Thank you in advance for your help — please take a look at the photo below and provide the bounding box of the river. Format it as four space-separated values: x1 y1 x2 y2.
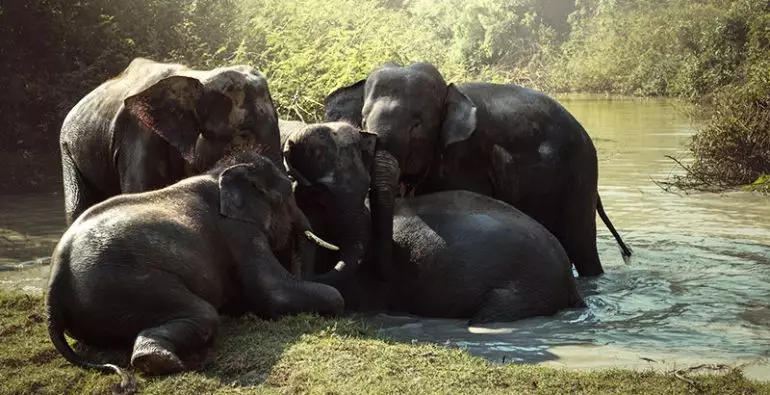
1 96 769 379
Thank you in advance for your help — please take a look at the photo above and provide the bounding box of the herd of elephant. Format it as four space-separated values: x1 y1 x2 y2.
45 58 632 377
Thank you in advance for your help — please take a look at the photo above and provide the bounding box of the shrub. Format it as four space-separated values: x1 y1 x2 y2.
684 90 770 190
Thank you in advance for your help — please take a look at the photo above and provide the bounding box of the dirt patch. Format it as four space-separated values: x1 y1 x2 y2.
27 312 44 324
0 323 24 336
29 349 59 365
0 358 25 369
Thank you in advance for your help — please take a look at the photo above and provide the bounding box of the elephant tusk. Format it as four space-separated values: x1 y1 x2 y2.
304 230 340 251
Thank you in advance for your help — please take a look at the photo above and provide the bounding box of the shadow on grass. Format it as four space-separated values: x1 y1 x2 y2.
0 291 370 394
2 291 770 395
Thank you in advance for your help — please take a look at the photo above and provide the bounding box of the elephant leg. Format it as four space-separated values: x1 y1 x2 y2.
469 286 563 325
67 263 220 375
557 191 603 277
130 296 219 375
61 146 102 225
228 233 344 319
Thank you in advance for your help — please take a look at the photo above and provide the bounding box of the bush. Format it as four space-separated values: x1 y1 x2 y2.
0 0 237 191
678 1 770 193
680 90 770 190
229 0 456 122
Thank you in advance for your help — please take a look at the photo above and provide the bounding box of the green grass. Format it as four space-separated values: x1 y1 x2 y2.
1 292 769 394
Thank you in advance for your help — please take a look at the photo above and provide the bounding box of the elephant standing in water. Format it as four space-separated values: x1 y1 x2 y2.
323 63 631 278
47 152 343 377
282 122 585 323
60 57 283 225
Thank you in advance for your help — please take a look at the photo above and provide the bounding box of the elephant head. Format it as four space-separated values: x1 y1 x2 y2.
216 151 339 279
282 122 377 283
322 62 477 279
123 65 282 174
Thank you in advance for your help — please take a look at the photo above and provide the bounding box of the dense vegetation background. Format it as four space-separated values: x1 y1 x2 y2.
1 0 768 192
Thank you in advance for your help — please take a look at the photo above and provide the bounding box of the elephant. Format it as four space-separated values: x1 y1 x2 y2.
279 120 376 278
281 122 585 324
343 189 587 324
59 57 283 225
46 152 343 378
323 62 632 278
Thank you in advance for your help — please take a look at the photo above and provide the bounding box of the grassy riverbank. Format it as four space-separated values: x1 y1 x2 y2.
1 292 769 395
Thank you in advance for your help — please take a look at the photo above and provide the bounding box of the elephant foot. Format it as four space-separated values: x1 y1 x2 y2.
130 335 185 375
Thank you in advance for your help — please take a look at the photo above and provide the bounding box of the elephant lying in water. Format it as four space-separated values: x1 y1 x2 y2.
324 62 631 278
279 119 376 276
46 152 343 377
60 57 283 225
340 189 587 323
282 122 585 323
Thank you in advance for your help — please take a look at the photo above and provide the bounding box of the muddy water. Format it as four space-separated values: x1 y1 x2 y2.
368 97 770 379
1 97 769 378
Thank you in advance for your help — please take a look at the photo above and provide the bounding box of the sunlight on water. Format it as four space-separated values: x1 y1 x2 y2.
0 96 768 376
367 97 770 376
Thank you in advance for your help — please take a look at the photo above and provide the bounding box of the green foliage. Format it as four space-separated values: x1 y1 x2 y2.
547 0 764 98
0 0 238 191
229 0 455 122
685 86 770 190
2 291 769 394
1 0 767 192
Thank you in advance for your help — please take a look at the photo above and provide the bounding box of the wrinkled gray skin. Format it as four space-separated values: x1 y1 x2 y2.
278 120 376 279
46 152 344 378
323 62 631 278
60 57 282 225
280 124 585 324
349 190 586 324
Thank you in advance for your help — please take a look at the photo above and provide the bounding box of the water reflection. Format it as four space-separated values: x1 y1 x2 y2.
0 97 768 376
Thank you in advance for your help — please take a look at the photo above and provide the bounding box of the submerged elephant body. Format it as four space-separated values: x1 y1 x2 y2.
281 122 585 323
46 153 343 376
323 63 631 278
60 58 282 225
334 190 586 323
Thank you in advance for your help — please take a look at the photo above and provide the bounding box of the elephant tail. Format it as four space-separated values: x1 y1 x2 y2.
46 253 136 391
596 194 632 259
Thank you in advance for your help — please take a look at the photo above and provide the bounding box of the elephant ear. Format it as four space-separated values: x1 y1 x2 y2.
283 148 312 187
358 130 377 173
284 124 340 188
323 79 366 127
219 162 291 224
198 90 234 142
440 83 477 148
124 76 206 164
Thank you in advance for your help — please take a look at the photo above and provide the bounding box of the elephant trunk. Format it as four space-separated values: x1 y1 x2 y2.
337 205 370 269
370 150 400 281
314 203 370 288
